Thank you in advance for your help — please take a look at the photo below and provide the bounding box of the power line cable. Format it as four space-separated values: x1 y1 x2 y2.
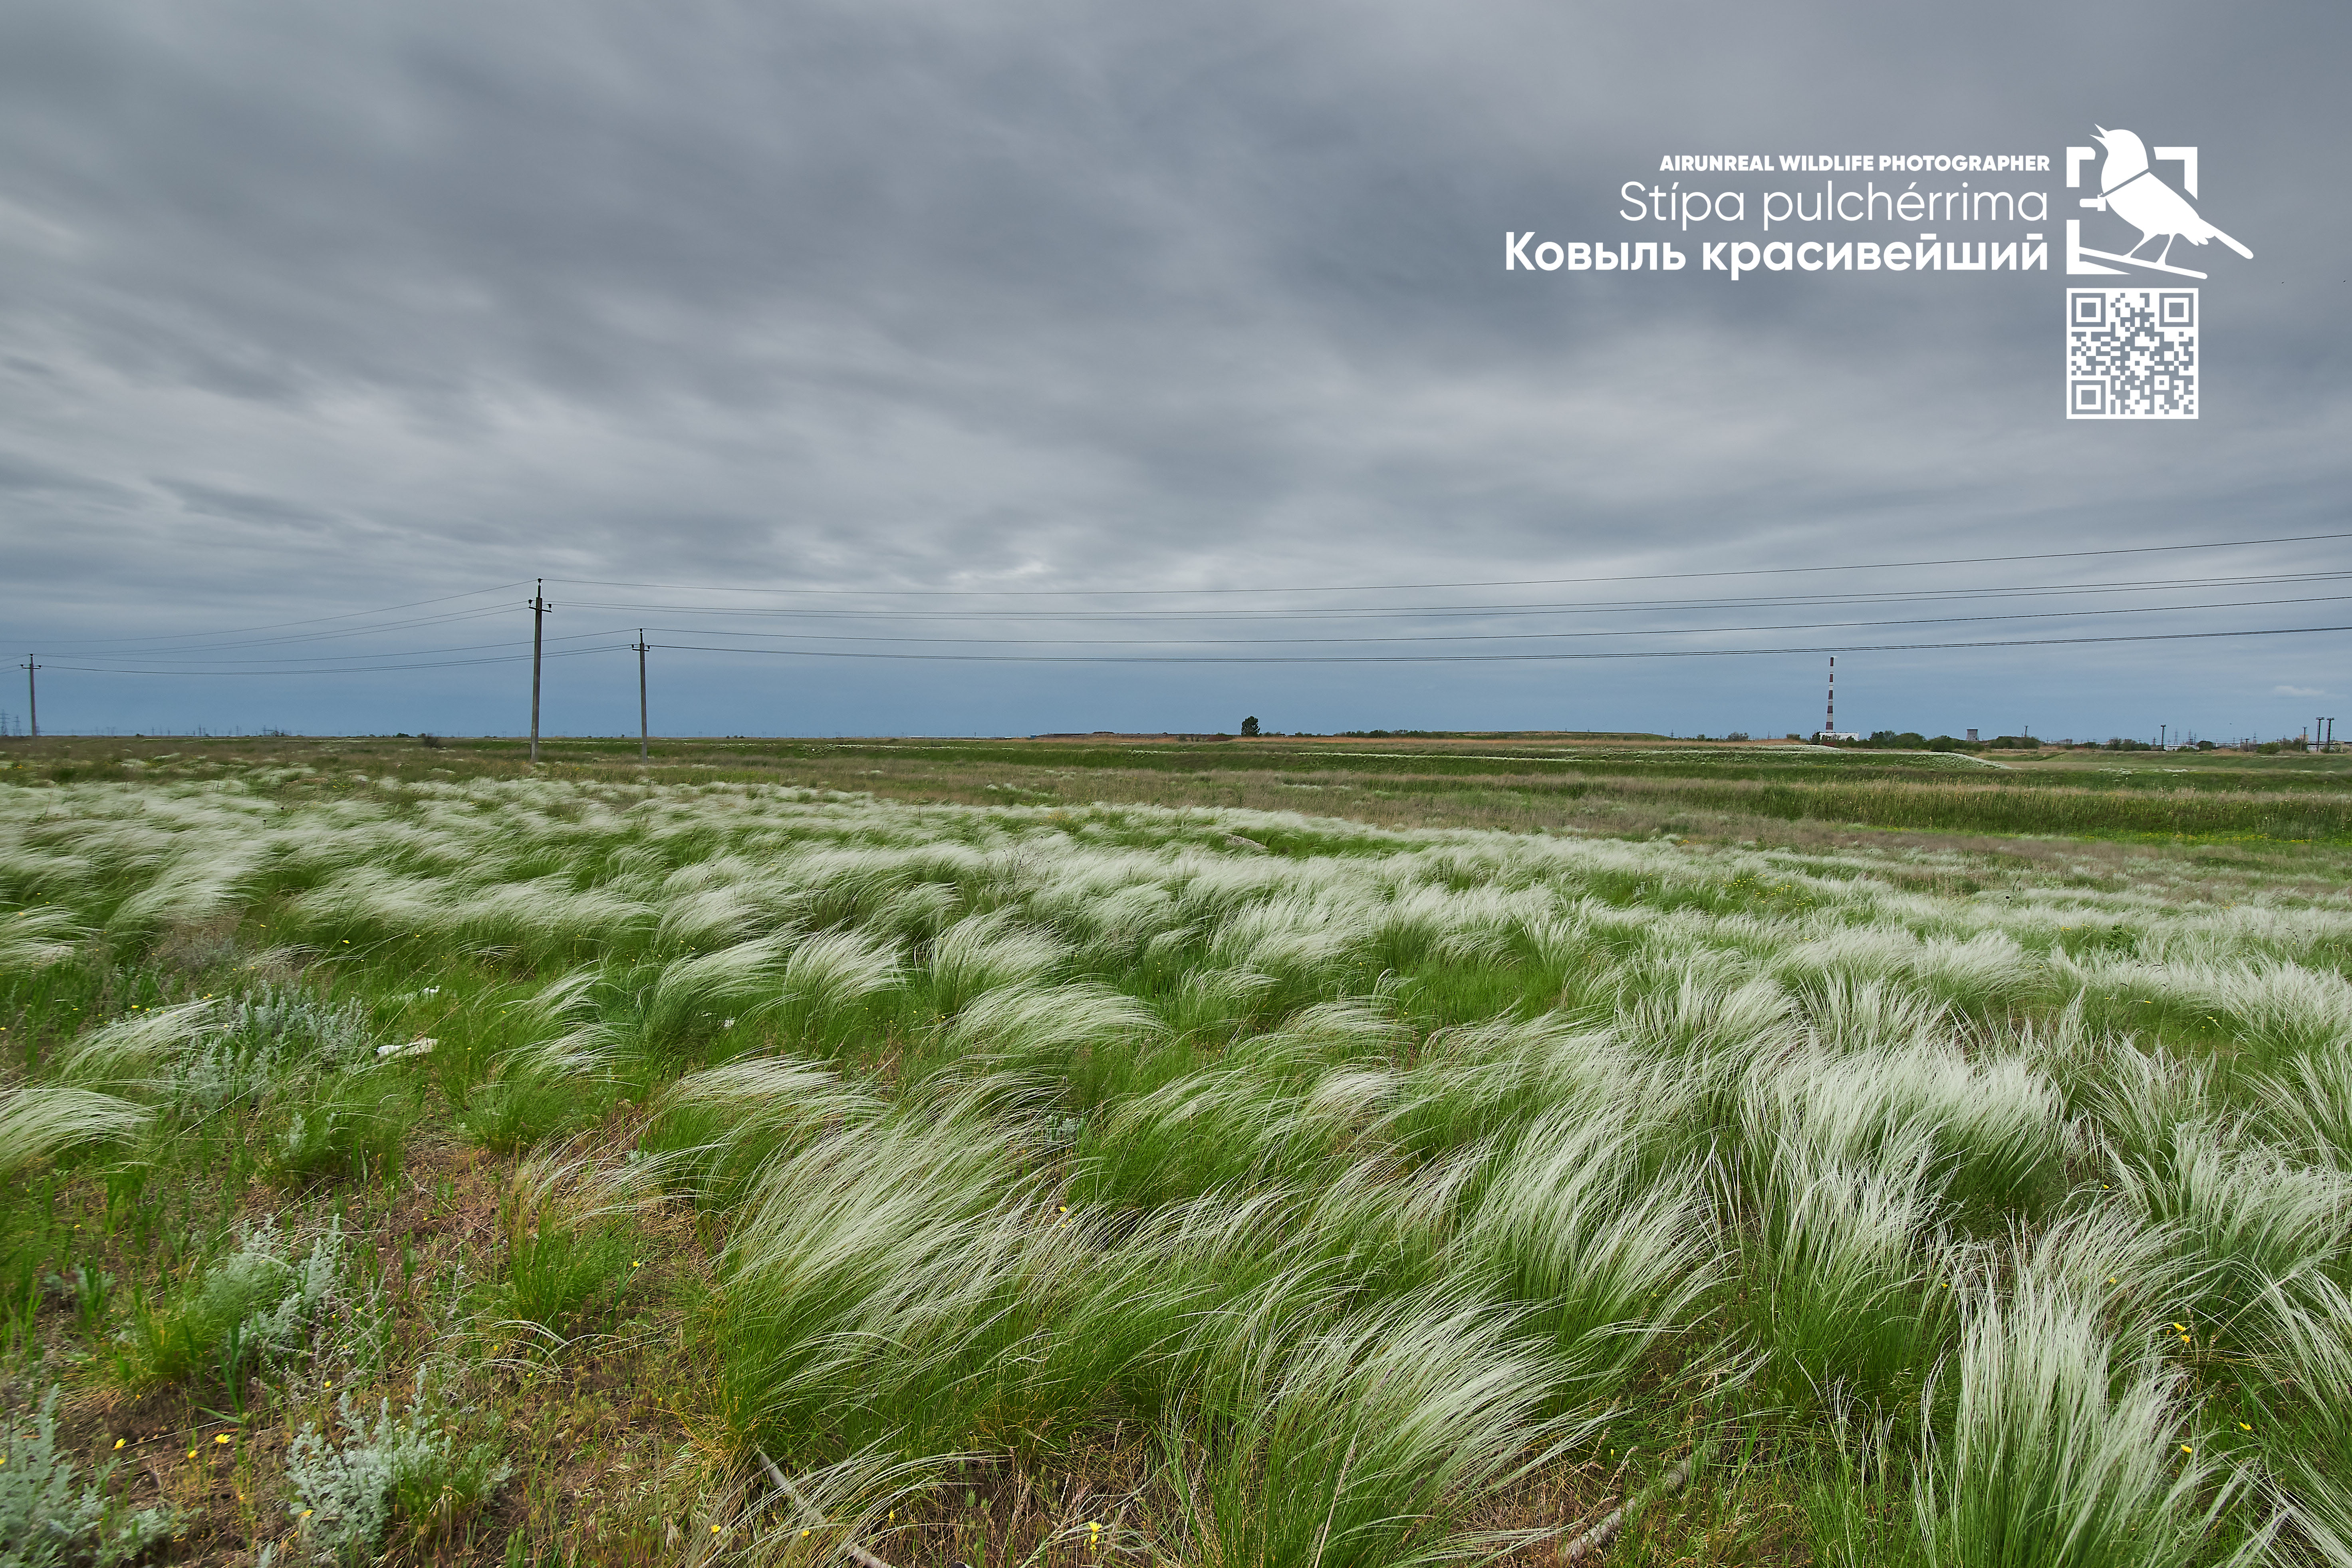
644 622 2352 663
603 591 2352 649
50 588 2339 669
546 570 2352 621
545 529 2352 597
36 589 2349 670
57 627 637 668
39 644 634 677
27 582 532 647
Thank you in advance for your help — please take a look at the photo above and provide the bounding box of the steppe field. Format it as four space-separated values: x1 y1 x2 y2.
6 732 2352 1568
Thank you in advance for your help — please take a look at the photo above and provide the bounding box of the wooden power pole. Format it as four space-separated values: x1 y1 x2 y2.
19 655 37 738
633 630 650 761
528 580 548 763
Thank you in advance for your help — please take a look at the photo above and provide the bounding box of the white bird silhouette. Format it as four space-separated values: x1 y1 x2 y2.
2082 127 2251 268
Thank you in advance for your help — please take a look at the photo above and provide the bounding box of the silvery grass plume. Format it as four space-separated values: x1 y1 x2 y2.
2245 1042 2352 1171
1912 1256 2264 1568
2065 954 2352 1068
1072 1062 1366 1211
0 1085 153 1180
1226 998 1410 1084
639 930 801 1047
1294 1147 1483 1304
1903 927 2050 1013
651 877 766 951
1745 1042 2066 1217
720 1442 969 1568
1620 963 1800 1070
1771 927 2045 1016
291 865 452 941
1453 1106 1719 1398
2019 1205 2188 1319
1054 879 1186 969
1206 891 1374 995
1505 903 1598 978
645 1056 885 1202
56 1000 217 1091
782 848 923 932
756 928 906 1048
716 1113 1029 1424
1998 995 2128 1110
717 1111 1165 1456
1739 1129 1963 1410
2170 959 2352 1060
446 873 654 961
495 1139 667 1342
1792 976 1956 1058
1164 964 1280 1041
2236 1275 2352 1567
2103 1117 2352 1337
941 980 1162 1097
103 839 268 935
864 880 961 943
0 904 83 971
1170 1286 1573 1568
0 840 96 904
2082 1042 2219 1177
924 908 1068 1016
459 969 624 1149
1375 1018 1679 1166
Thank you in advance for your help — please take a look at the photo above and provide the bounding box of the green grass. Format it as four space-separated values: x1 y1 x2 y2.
4 740 2352 1565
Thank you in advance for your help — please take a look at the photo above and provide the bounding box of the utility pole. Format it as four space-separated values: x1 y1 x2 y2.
528 580 548 764
19 655 37 738
633 630 649 762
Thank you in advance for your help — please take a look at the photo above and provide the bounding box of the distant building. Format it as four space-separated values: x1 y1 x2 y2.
1813 731 1864 742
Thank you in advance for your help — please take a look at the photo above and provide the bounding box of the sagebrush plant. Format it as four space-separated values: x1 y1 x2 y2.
285 1372 509 1562
266 1066 410 1185
115 1220 343 1390
0 1387 176 1568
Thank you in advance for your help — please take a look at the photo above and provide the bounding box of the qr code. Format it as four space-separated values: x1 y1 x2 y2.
2066 289 2196 418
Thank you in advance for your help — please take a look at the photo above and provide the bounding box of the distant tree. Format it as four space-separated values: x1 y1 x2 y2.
1241 716 1260 736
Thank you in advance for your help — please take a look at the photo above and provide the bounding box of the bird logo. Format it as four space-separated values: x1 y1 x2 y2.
2068 127 2251 278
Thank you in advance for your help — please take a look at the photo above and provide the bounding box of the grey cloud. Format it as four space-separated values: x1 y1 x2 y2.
0 0 2346 740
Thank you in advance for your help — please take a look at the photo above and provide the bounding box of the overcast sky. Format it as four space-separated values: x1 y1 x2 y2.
1 0 2346 742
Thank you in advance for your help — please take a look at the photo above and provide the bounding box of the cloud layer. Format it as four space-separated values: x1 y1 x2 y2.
1 0 2346 740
